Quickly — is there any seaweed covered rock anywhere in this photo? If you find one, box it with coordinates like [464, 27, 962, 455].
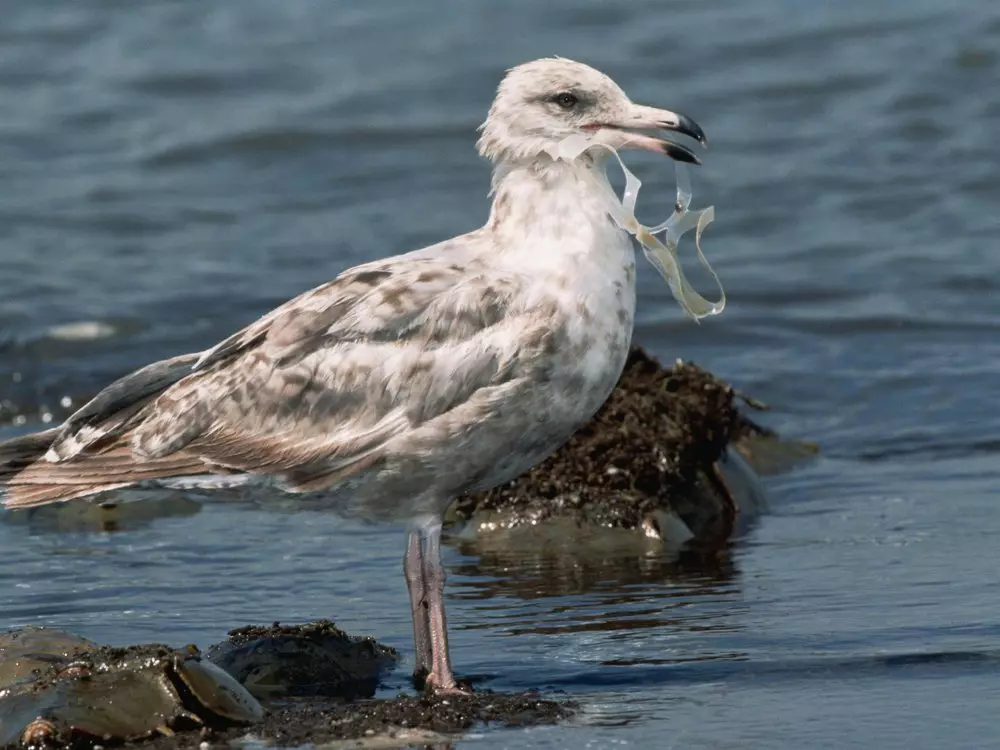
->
[448, 346, 813, 553]
[205, 620, 398, 700]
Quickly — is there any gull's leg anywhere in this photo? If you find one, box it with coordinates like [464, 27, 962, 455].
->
[403, 528, 432, 682]
[419, 519, 469, 693]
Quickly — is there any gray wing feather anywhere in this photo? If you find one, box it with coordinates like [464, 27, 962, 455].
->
[45, 353, 201, 461]
[193, 250, 472, 372]
[107, 238, 523, 481]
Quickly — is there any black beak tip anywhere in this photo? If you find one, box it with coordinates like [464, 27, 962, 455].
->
[677, 113, 708, 147]
[663, 142, 701, 166]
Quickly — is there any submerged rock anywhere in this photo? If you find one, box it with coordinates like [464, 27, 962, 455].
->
[448, 346, 817, 556]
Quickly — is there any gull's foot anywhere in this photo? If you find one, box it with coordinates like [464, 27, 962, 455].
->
[424, 671, 474, 696]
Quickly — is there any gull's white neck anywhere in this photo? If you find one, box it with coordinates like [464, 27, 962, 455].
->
[486, 156, 630, 269]
[485, 152, 637, 359]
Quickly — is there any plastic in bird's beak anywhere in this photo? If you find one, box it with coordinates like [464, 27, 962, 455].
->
[545, 134, 725, 321]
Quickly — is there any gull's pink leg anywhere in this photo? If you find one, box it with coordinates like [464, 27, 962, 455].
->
[418, 520, 469, 694]
[403, 528, 432, 682]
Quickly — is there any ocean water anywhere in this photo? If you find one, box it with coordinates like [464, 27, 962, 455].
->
[2, 1, 999, 747]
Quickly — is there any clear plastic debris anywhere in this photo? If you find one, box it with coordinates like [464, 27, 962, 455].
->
[546, 134, 725, 321]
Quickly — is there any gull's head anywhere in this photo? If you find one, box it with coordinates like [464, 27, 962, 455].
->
[477, 57, 706, 166]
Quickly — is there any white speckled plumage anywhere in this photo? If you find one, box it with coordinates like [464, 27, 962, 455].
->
[0, 58, 706, 691]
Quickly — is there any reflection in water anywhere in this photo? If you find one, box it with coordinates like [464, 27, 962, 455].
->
[450, 526, 739, 601]
[2, 491, 202, 534]
[447, 524, 746, 667]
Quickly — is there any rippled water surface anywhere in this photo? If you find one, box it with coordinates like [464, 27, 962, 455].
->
[2, 1, 999, 748]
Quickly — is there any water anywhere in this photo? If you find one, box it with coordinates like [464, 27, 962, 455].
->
[2, 0, 999, 747]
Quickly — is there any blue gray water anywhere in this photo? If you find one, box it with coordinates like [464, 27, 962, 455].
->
[2, 1, 999, 747]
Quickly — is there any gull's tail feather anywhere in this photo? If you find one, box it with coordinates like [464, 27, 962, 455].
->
[0, 432, 208, 510]
[0, 351, 212, 510]
[0, 428, 62, 482]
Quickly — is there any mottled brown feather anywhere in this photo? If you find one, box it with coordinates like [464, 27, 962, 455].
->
[1, 241, 522, 510]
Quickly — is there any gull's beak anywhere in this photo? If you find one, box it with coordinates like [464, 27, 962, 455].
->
[585, 104, 707, 165]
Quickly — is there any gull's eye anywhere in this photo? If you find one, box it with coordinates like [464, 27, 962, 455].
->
[551, 92, 579, 110]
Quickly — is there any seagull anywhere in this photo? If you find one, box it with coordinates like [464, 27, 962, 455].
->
[0, 57, 707, 692]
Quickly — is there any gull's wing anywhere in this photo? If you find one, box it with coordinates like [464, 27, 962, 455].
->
[7, 233, 535, 504]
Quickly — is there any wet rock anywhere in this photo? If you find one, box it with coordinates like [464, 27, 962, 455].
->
[448, 346, 817, 556]
[0, 627, 97, 687]
[728, 411, 820, 478]
[0, 627, 262, 750]
[205, 620, 398, 700]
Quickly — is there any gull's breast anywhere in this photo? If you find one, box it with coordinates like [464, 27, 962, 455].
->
[496, 163, 639, 421]
[550, 222, 637, 418]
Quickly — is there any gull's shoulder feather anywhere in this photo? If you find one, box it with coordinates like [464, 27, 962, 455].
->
[193, 235, 484, 372]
